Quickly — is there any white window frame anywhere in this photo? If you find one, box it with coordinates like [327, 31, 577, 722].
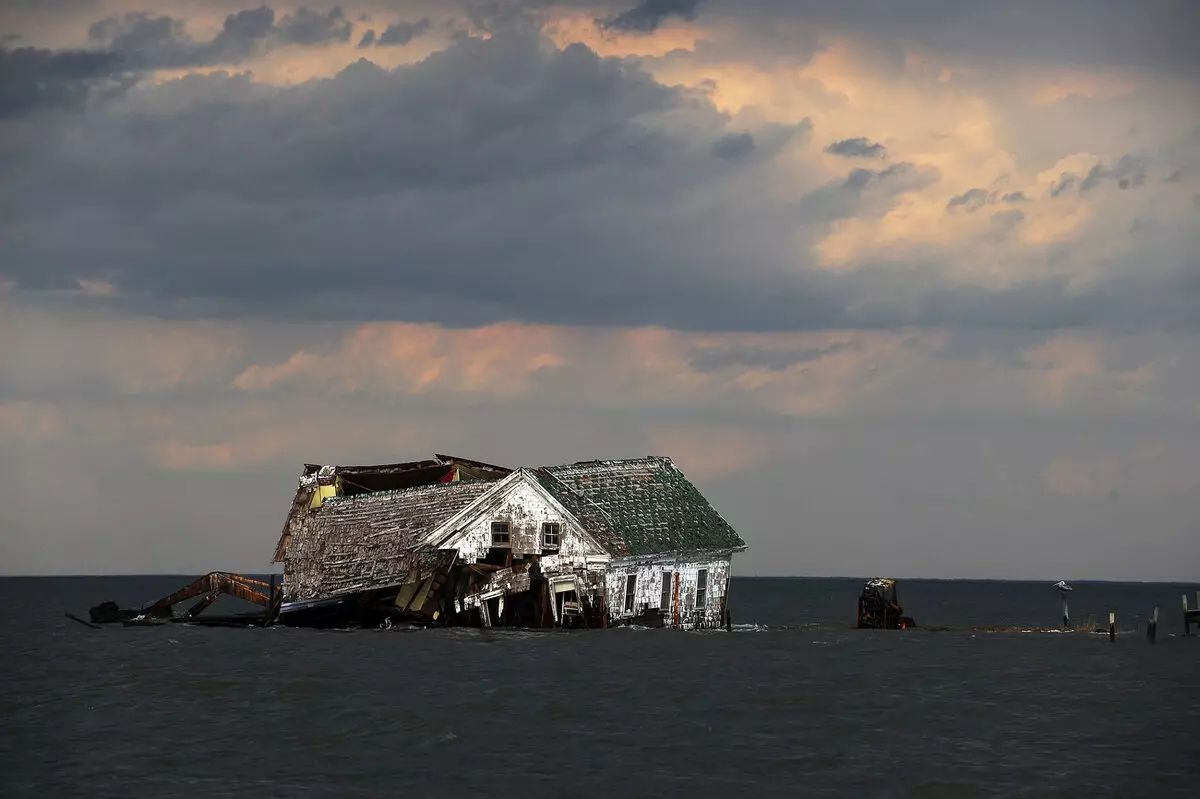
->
[696, 568, 708, 609]
[490, 521, 511, 547]
[660, 571, 673, 609]
[623, 574, 637, 613]
[541, 522, 561, 549]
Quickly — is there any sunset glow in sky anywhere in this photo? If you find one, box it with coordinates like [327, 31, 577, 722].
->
[2, 0, 1198, 579]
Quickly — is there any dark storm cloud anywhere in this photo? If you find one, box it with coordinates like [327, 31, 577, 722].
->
[601, 0, 704, 33]
[712, 131, 756, 161]
[377, 18, 432, 47]
[0, 6, 355, 117]
[210, 6, 278, 59]
[946, 187, 989, 213]
[1001, 191, 1028, 203]
[81, 8, 276, 69]
[86, 7, 279, 68]
[825, 137, 885, 158]
[0, 46, 133, 118]
[274, 6, 353, 46]
[1079, 154, 1146, 192]
[1051, 154, 1148, 198]
[683, 0, 1200, 77]
[1, 29, 1195, 334]
[357, 29, 377, 48]
[843, 162, 917, 190]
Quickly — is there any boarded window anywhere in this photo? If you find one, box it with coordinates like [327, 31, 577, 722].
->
[661, 571, 673, 610]
[696, 569, 708, 609]
[491, 521, 510, 546]
[542, 522, 561, 548]
[624, 574, 637, 613]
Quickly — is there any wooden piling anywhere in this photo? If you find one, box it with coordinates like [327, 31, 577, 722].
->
[1147, 606, 1158, 644]
[673, 572, 681, 630]
[1108, 611, 1115, 642]
[600, 579, 607, 629]
[723, 576, 732, 632]
[266, 574, 276, 626]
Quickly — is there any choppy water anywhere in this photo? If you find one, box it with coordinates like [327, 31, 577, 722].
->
[2, 576, 1197, 798]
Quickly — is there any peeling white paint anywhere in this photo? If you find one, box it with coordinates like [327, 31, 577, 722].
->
[604, 553, 733, 629]
[432, 473, 609, 566]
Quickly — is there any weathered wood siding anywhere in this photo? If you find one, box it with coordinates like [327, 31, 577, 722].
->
[604, 553, 733, 629]
[436, 478, 607, 566]
[282, 482, 490, 602]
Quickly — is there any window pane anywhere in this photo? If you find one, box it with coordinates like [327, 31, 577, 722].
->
[661, 571, 673, 609]
[624, 574, 637, 612]
[696, 569, 708, 608]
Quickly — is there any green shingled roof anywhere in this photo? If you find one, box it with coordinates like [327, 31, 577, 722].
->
[537, 457, 746, 557]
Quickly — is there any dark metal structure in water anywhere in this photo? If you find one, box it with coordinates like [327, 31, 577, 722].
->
[856, 578, 917, 630]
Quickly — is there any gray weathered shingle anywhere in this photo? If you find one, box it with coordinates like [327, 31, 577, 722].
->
[283, 481, 491, 601]
[538, 457, 746, 557]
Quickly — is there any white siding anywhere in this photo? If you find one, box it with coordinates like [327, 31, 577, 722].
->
[604, 554, 733, 629]
[438, 478, 607, 566]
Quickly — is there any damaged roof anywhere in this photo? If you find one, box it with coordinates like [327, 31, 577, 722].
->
[278, 454, 747, 593]
[283, 480, 492, 601]
[273, 454, 510, 562]
[539, 456, 746, 557]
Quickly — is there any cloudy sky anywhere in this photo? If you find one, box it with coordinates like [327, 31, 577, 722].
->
[2, 0, 1198, 580]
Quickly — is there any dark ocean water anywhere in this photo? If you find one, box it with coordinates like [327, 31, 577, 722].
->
[2, 576, 1197, 798]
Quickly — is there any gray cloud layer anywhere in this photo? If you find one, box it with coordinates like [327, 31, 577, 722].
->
[825, 137, 885, 158]
[601, 0, 704, 33]
[628, 0, 1200, 76]
[2, 2, 1198, 582]
[0, 5, 357, 117]
[1, 4, 1197, 335]
[378, 18, 432, 46]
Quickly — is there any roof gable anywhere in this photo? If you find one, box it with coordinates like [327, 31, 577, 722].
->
[422, 463, 609, 556]
[539, 457, 746, 557]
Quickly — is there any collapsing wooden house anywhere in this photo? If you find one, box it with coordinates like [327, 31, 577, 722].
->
[272, 454, 747, 629]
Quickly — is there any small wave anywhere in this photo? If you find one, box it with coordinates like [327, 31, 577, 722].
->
[730, 623, 770, 633]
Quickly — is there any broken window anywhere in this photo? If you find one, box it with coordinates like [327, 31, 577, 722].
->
[696, 569, 708, 609]
[623, 574, 637, 613]
[542, 522, 560, 548]
[491, 521, 510, 546]
[661, 571, 673, 609]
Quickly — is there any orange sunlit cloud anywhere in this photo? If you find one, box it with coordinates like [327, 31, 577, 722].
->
[233, 322, 568, 397]
[543, 9, 708, 58]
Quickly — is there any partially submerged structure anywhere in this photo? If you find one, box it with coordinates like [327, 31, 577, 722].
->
[856, 577, 917, 630]
[273, 454, 747, 630]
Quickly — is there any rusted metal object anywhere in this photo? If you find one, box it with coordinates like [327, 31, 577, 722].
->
[150, 572, 273, 611]
[856, 577, 917, 630]
[86, 571, 282, 627]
